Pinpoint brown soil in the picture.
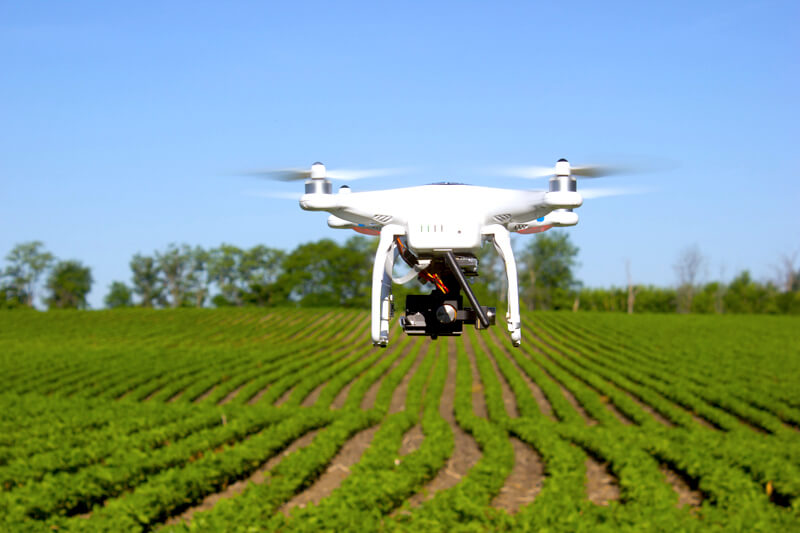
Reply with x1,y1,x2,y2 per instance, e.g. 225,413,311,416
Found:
522,345,597,425
398,425,425,456
167,389,185,403
165,429,321,526
331,337,403,409
407,338,481,507
488,329,556,420
143,385,164,402
360,338,420,411
330,378,357,410
470,331,518,418
659,464,704,508
274,386,294,406
242,384,270,405
526,333,634,426
218,382,249,405
301,382,326,408
690,411,718,430
388,341,432,414
628,394,676,427
525,321,731,431
461,336,488,419
597,394,634,425
303,348,387,408
491,437,545,513
281,425,378,514
193,384,217,403
585,457,620,505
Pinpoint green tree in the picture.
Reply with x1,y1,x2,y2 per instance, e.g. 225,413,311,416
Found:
723,271,777,314
466,240,504,308
278,237,373,307
208,244,243,306
104,281,133,309
0,286,28,309
45,260,92,309
239,245,285,306
519,230,580,310
130,254,164,307
156,243,193,308
186,246,211,307
2,241,54,307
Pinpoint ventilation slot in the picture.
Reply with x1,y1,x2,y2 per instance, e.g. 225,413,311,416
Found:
493,214,512,223
373,214,392,224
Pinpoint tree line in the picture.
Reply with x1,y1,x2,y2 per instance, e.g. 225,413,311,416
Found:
2,235,798,314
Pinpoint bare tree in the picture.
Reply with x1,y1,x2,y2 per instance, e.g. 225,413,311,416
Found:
674,244,706,313
773,252,799,292
626,259,638,314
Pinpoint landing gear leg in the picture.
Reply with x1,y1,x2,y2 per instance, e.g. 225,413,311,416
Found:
485,225,521,347
371,225,404,346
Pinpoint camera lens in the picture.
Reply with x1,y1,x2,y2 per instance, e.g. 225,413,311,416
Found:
435,304,457,324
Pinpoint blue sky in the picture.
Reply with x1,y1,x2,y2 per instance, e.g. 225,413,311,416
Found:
1,1,798,308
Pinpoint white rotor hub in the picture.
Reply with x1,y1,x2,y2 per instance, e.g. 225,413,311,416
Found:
555,159,571,176
310,162,326,179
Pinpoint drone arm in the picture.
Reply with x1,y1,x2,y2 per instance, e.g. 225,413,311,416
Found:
371,224,405,346
484,225,521,347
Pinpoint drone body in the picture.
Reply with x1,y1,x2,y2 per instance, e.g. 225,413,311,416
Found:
295,160,586,348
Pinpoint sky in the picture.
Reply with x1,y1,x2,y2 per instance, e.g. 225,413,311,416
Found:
1,1,798,309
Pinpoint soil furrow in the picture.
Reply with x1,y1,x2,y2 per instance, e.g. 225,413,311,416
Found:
659,464,704,509
585,456,620,505
491,437,544,513
488,328,556,420
218,382,249,405
407,338,481,506
274,386,294,407
164,429,321,526
302,348,385,408
526,330,634,425
521,344,597,425
193,384,217,404
280,425,379,513
331,333,403,409
167,389,185,403
470,331,518,418
531,324,723,430
398,425,425,456
143,385,164,402
358,337,420,411
388,341,432,414
462,336,488,419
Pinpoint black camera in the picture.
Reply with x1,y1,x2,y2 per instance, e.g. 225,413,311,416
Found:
399,252,496,339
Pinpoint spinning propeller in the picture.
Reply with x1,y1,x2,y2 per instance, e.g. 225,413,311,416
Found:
495,159,640,179
245,162,405,182
494,158,662,199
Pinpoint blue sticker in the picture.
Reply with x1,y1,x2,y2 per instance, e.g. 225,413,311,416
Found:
537,217,544,222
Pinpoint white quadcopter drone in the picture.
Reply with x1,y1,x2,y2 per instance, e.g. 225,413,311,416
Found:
261,159,632,347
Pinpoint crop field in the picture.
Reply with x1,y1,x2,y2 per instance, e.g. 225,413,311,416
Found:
0,309,798,532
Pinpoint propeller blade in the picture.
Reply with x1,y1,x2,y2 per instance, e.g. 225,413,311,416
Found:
242,167,407,181
571,165,633,178
325,168,407,180
494,159,675,180
242,169,311,181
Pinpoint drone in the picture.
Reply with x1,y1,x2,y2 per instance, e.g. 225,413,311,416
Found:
259,160,633,347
